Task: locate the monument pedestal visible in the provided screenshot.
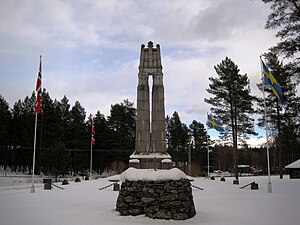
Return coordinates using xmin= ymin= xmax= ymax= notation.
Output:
xmin=116 ymin=168 xmax=196 ymax=220
xmin=129 ymin=153 xmax=173 ymax=170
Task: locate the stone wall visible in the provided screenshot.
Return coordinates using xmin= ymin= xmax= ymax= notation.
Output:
xmin=116 ymin=179 xmax=196 ymax=220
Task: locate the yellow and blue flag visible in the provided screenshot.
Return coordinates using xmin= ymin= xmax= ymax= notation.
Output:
xmin=261 ymin=59 xmax=284 ymax=104
xmin=207 ymin=114 xmax=224 ymax=132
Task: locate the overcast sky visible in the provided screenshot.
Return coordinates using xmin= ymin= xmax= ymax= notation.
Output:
xmin=0 ymin=0 xmax=278 ymax=145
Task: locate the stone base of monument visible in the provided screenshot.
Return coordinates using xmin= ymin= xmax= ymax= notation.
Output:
xmin=116 ymin=168 xmax=196 ymax=220
xmin=129 ymin=153 xmax=173 ymax=170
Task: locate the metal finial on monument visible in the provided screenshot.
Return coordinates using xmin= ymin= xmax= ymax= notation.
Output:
xmin=148 ymin=41 xmax=153 ymax=48
xmin=141 ymin=44 xmax=145 ymax=49
xmin=156 ymin=44 xmax=160 ymax=49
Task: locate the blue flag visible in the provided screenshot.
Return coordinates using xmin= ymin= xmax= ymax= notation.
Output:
xmin=207 ymin=114 xmax=224 ymax=132
xmin=261 ymin=59 xmax=284 ymax=104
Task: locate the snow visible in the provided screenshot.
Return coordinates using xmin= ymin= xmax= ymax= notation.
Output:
xmin=161 ymin=159 xmax=172 ymax=163
xmin=129 ymin=159 xmax=140 ymax=163
xmin=0 ymin=174 xmax=300 ymax=225
xmin=130 ymin=153 xmax=171 ymax=159
xmin=120 ymin=168 xmax=186 ymax=182
xmin=285 ymin=159 xmax=300 ymax=168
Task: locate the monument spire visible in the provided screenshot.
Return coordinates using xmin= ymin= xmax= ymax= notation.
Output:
xmin=130 ymin=41 xmax=172 ymax=169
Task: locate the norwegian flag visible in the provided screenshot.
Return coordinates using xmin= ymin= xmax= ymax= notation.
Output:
xmin=91 ymin=116 xmax=95 ymax=145
xmin=35 ymin=56 xmax=42 ymax=114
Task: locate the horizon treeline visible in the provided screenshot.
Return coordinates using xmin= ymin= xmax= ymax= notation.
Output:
xmin=0 ymin=91 xmax=137 ymax=176
xmin=0 ymin=90 xmax=212 ymax=176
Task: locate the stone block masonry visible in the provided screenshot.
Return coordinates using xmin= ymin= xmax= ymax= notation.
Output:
xmin=116 ymin=179 xmax=196 ymax=220
xmin=131 ymin=41 xmax=172 ymax=169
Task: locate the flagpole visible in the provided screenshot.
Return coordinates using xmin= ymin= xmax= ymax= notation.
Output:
xmin=206 ymin=113 xmax=224 ymax=178
xmin=31 ymin=112 xmax=38 ymax=193
xmin=89 ymin=116 xmax=94 ymax=178
xmin=260 ymin=56 xmax=272 ymax=193
xmin=90 ymin=137 xmax=93 ymax=178
xmin=206 ymin=113 xmax=210 ymax=178
xmin=263 ymin=82 xmax=272 ymax=193
xmin=207 ymin=135 xmax=210 ymax=178
xmin=31 ymin=55 xmax=42 ymax=193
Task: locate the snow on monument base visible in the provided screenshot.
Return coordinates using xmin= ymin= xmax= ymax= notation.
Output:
xmin=129 ymin=153 xmax=173 ymax=170
xmin=116 ymin=168 xmax=196 ymax=220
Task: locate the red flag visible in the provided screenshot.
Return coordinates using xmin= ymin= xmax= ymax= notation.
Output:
xmin=91 ymin=117 xmax=95 ymax=145
xmin=35 ymin=56 xmax=42 ymax=114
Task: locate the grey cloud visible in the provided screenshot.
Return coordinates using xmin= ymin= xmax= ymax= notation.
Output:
xmin=186 ymin=0 xmax=268 ymax=41
xmin=0 ymin=0 xmax=278 ymax=127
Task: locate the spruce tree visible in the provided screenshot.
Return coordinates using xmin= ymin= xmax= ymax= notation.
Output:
xmin=70 ymin=101 xmax=88 ymax=174
xmin=58 ymin=95 xmax=71 ymax=149
xmin=0 ymin=94 xmax=12 ymax=167
xmin=93 ymin=110 xmax=109 ymax=149
xmin=189 ymin=120 xmax=209 ymax=174
xmin=107 ymin=99 xmax=136 ymax=151
xmin=166 ymin=111 xmax=189 ymax=151
xmin=0 ymin=94 xmax=11 ymax=145
xmin=92 ymin=111 xmax=110 ymax=172
xmin=10 ymin=93 xmax=36 ymax=173
xmin=189 ymin=120 xmax=208 ymax=151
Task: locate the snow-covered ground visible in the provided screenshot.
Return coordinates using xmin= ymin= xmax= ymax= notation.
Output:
xmin=0 ymin=173 xmax=299 ymax=225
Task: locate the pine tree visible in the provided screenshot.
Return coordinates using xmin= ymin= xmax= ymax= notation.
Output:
xmin=263 ymin=0 xmax=300 ymax=79
xmin=205 ymin=57 xmax=257 ymax=181
xmin=257 ymin=52 xmax=300 ymax=177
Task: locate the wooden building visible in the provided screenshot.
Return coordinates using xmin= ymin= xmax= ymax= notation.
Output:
xmin=285 ymin=159 xmax=300 ymax=179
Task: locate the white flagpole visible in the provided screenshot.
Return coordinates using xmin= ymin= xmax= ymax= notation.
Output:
xmin=31 ymin=55 xmax=41 ymax=193
xmin=206 ymin=114 xmax=210 ymax=178
xmin=90 ymin=138 xmax=93 ymax=178
xmin=31 ymin=112 xmax=38 ymax=193
xmin=263 ymin=81 xmax=272 ymax=193
xmin=89 ymin=116 xmax=94 ymax=178
xmin=207 ymin=136 xmax=210 ymax=178
xmin=260 ymin=56 xmax=272 ymax=193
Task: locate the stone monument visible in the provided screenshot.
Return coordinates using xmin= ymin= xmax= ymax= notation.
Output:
xmin=129 ymin=41 xmax=172 ymax=169
xmin=119 ymin=44 xmax=195 ymax=220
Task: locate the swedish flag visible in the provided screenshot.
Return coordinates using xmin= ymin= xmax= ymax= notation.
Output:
xmin=207 ymin=114 xmax=224 ymax=132
xmin=261 ymin=60 xmax=284 ymax=104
